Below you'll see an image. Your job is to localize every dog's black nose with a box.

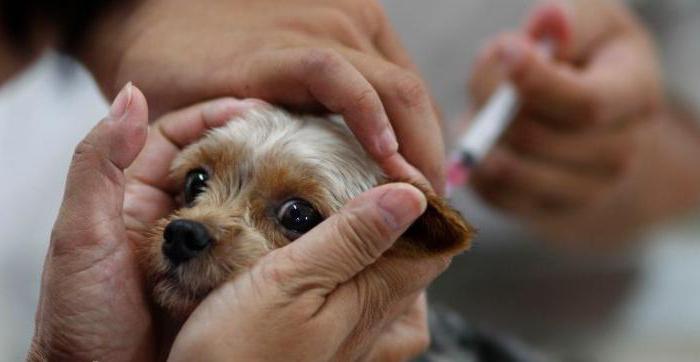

[163,219,213,265]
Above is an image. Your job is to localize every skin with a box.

[0,1,448,359]
[29,87,449,361]
[468,0,700,250]
[79,0,445,191]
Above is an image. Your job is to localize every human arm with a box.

[468,0,700,250]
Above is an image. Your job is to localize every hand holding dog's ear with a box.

[170,183,462,361]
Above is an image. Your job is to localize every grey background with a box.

[1,1,699,361]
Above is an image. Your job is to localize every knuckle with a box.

[300,48,344,74]
[336,212,389,263]
[392,72,428,109]
[48,228,71,256]
[72,139,101,166]
[351,87,381,113]
[71,138,123,186]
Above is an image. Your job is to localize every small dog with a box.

[138,106,475,319]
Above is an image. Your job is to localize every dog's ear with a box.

[393,184,475,257]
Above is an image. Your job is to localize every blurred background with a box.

[1,0,700,361]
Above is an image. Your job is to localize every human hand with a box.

[168,182,449,362]
[126,97,449,361]
[80,0,445,191]
[32,85,443,361]
[467,0,665,248]
[29,85,258,361]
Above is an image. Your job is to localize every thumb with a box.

[264,183,427,295]
[52,83,148,250]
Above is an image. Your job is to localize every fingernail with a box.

[377,186,427,231]
[376,127,399,158]
[500,40,524,71]
[109,82,133,120]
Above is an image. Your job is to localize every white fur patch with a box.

[205,107,384,209]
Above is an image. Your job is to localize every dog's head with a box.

[139,107,474,318]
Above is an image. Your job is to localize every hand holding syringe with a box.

[446,40,555,196]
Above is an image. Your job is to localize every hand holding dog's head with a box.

[138,107,474,317]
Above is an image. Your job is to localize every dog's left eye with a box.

[184,168,209,206]
[277,199,323,239]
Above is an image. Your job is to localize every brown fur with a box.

[138,108,475,320]
[396,184,475,257]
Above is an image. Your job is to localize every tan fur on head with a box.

[138,106,474,319]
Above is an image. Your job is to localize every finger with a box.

[468,35,509,108]
[524,0,573,59]
[125,98,262,193]
[53,83,148,249]
[263,183,426,296]
[123,98,261,231]
[340,291,427,362]
[525,1,660,126]
[379,153,432,193]
[229,48,399,163]
[330,256,443,360]
[340,48,446,191]
[494,35,646,130]
[581,35,662,124]
[494,36,604,129]
[473,147,609,212]
[505,118,635,177]
[525,0,615,62]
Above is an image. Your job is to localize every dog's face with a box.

[139,107,473,318]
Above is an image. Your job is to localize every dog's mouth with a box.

[167,268,214,299]
[149,262,219,317]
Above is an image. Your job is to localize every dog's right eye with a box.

[184,168,209,206]
[277,199,323,240]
